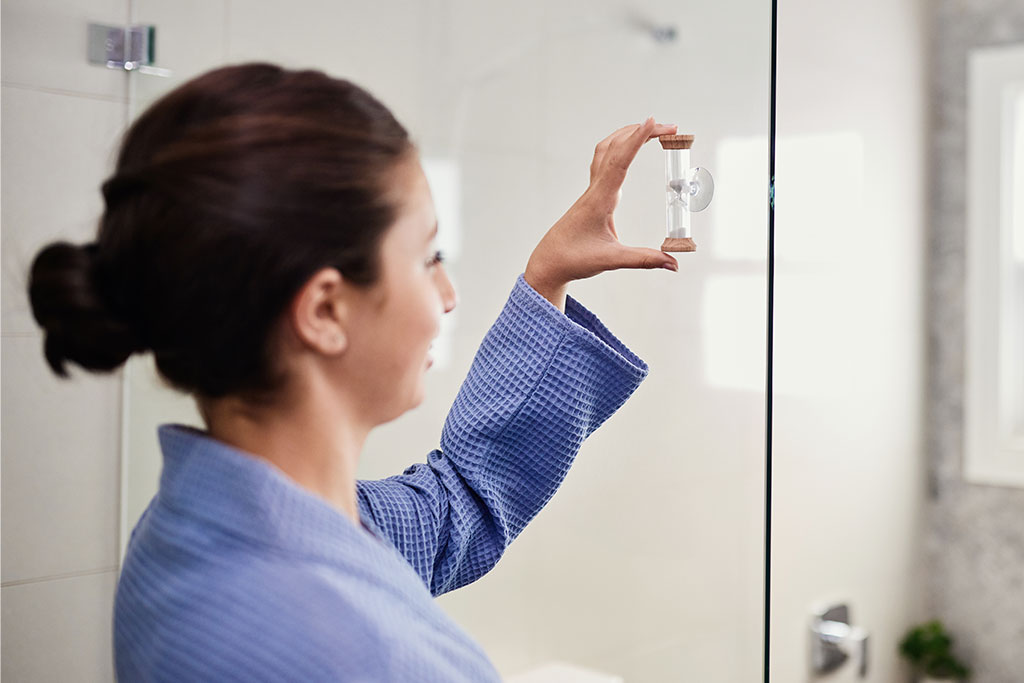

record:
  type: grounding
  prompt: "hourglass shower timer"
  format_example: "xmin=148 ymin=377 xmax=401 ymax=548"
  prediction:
xmin=659 ymin=134 xmax=714 ymax=252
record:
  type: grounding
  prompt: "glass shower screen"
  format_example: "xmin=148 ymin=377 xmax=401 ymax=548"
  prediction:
xmin=120 ymin=1 xmax=773 ymax=680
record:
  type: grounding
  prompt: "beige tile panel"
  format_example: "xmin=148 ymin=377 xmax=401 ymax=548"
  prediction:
xmin=412 ymin=0 xmax=545 ymax=158
xmin=1 ymin=570 xmax=117 ymax=682
xmin=539 ymin=0 xmax=770 ymax=162
xmin=1 ymin=335 xmax=121 ymax=583
xmin=1 ymin=86 xmax=126 ymax=337
xmin=224 ymin=0 xmax=424 ymax=133
xmin=129 ymin=0 xmax=228 ymax=120
xmin=1 ymin=0 xmax=129 ymax=99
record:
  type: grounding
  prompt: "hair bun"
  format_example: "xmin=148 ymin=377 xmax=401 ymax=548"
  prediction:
xmin=28 ymin=241 xmax=143 ymax=377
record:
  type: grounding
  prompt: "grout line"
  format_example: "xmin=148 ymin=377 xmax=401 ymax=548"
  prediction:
xmin=120 ymin=0 xmax=135 ymax=571
xmin=2 ymin=565 xmax=119 ymax=588
xmin=0 ymin=81 xmax=127 ymax=104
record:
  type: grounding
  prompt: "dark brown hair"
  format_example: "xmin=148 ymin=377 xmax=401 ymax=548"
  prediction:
xmin=28 ymin=62 xmax=413 ymax=400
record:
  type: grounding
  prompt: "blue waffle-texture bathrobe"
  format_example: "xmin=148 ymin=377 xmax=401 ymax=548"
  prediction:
xmin=114 ymin=274 xmax=648 ymax=681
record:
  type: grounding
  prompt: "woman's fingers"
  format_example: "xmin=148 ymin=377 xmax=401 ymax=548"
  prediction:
xmin=594 ymin=119 xmax=676 ymax=153
xmin=602 ymin=118 xmax=655 ymax=182
xmin=649 ymin=122 xmax=679 ymax=137
xmin=590 ymin=118 xmax=678 ymax=190
xmin=612 ymin=244 xmax=679 ymax=272
xmin=590 ymin=121 xmax=648 ymax=180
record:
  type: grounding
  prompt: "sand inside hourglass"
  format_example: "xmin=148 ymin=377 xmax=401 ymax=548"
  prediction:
xmin=668 ymin=178 xmax=691 ymax=208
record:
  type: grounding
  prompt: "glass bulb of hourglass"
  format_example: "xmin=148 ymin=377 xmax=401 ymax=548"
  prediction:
xmin=668 ymin=179 xmax=691 ymax=209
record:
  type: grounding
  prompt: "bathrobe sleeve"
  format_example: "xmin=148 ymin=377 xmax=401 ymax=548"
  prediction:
xmin=356 ymin=273 xmax=648 ymax=597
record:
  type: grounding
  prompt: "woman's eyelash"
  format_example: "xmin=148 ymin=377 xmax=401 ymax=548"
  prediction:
xmin=428 ymin=250 xmax=445 ymax=266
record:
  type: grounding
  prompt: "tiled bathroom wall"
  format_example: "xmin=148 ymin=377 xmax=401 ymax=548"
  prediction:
xmin=10 ymin=0 xmax=1001 ymax=681
xmin=1 ymin=0 xmax=130 ymax=680
xmin=927 ymin=2 xmax=1024 ymax=681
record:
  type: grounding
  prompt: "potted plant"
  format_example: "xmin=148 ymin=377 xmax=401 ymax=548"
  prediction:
xmin=898 ymin=620 xmax=971 ymax=682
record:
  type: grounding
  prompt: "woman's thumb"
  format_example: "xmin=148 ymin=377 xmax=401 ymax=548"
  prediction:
xmin=616 ymin=245 xmax=679 ymax=272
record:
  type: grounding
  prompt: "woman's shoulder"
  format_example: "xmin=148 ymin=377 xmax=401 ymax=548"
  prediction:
xmin=114 ymin=498 xmax=498 ymax=681
xmin=115 ymin=526 xmax=396 ymax=678
xmin=117 ymin=493 xmax=435 ymax=623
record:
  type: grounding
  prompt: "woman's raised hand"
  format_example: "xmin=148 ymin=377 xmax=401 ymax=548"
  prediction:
xmin=524 ymin=117 xmax=680 ymax=311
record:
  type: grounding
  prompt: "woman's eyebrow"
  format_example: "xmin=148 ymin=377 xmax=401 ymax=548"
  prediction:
xmin=426 ymin=222 xmax=438 ymax=243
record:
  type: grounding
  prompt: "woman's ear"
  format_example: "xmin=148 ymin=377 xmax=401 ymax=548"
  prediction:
xmin=288 ymin=267 xmax=351 ymax=355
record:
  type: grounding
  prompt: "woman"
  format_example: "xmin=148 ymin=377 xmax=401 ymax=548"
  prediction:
xmin=28 ymin=63 xmax=679 ymax=681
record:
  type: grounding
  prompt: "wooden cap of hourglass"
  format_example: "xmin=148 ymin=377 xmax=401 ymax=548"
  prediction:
xmin=662 ymin=237 xmax=696 ymax=252
xmin=658 ymin=134 xmax=694 ymax=150
xmin=658 ymin=134 xmax=697 ymax=251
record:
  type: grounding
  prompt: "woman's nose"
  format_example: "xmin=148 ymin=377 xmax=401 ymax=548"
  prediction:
xmin=438 ymin=266 xmax=457 ymax=313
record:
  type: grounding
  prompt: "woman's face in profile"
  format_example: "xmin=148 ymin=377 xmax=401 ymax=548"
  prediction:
xmin=342 ymin=155 xmax=457 ymax=425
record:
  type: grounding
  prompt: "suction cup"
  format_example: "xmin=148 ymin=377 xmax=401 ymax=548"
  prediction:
xmin=686 ymin=167 xmax=714 ymax=212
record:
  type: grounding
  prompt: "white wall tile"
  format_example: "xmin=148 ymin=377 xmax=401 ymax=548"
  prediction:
xmin=539 ymin=0 xmax=770 ymax=162
xmin=1 ymin=0 xmax=129 ymax=100
xmin=224 ymin=0 xmax=424 ymax=132
xmin=1 ymin=570 xmax=117 ymax=682
xmin=1 ymin=336 xmax=121 ymax=582
xmin=413 ymin=0 xmax=545 ymax=158
xmin=129 ymin=0 xmax=228 ymax=118
xmin=1 ymin=86 xmax=126 ymax=337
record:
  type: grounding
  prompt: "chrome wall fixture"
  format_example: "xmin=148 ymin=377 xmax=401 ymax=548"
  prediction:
xmin=810 ymin=603 xmax=869 ymax=678
xmin=87 ymin=23 xmax=171 ymax=77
